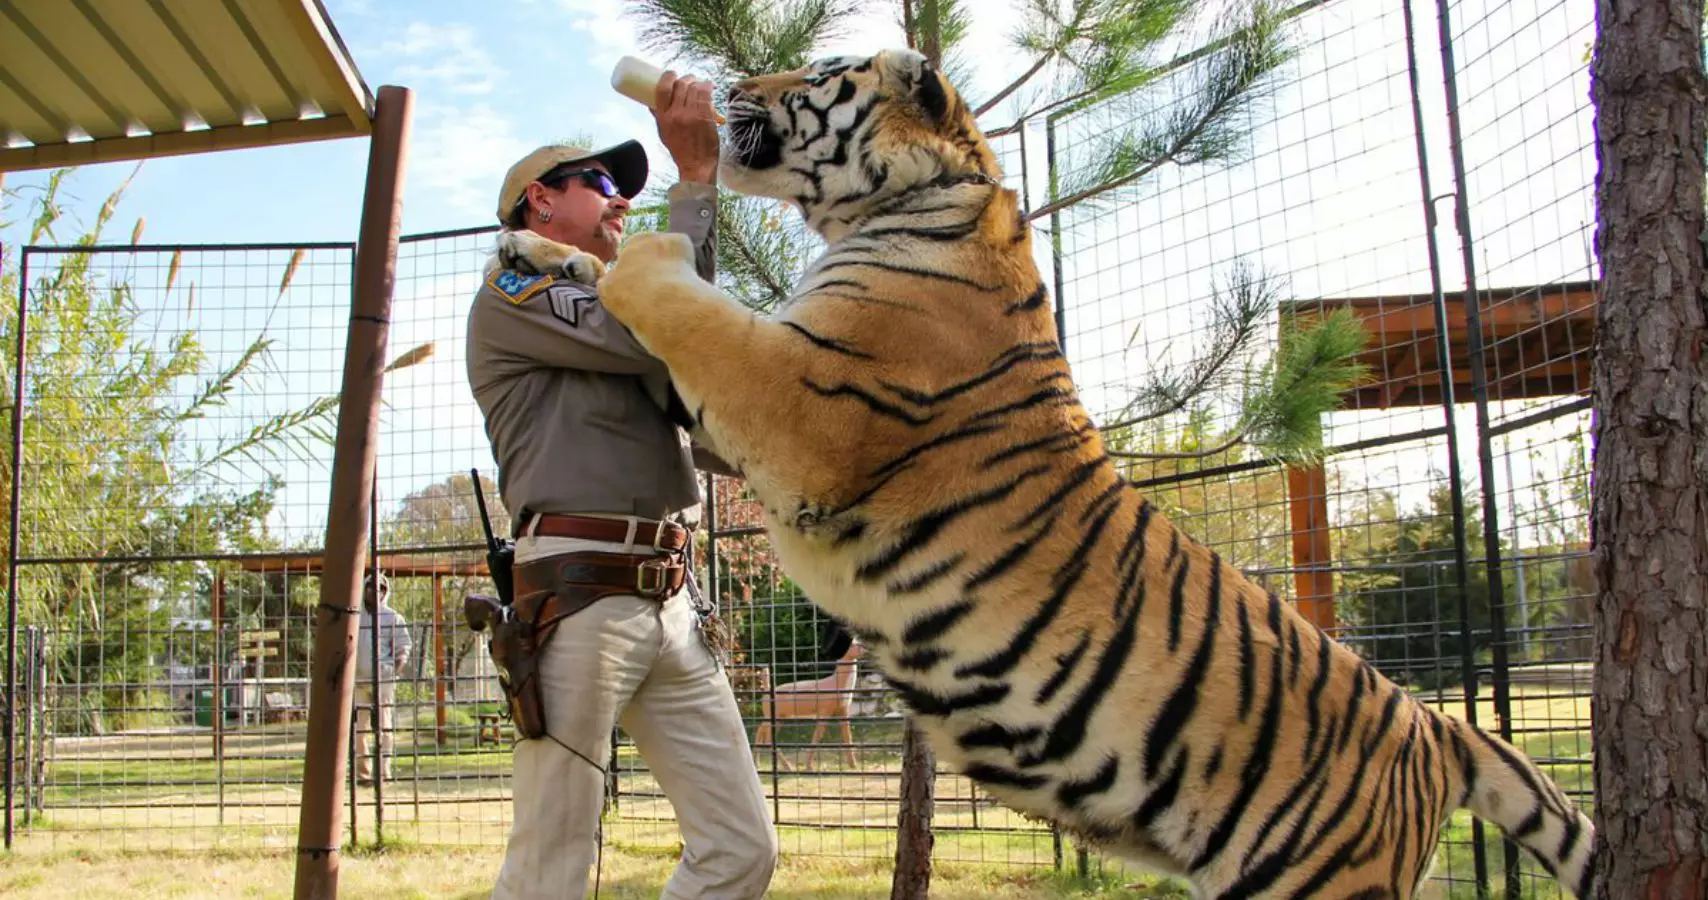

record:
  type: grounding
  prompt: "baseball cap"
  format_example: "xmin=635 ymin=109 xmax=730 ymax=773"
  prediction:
xmin=496 ymin=140 xmax=650 ymax=225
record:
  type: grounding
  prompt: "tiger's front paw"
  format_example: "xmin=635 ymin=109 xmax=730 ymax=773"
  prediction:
xmin=598 ymin=232 xmax=698 ymax=318
xmin=495 ymin=230 xmax=606 ymax=285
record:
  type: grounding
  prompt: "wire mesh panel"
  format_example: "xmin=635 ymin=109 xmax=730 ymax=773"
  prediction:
xmin=1036 ymin=0 xmax=1595 ymax=894
xmin=2 ymin=0 xmax=1599 ymax=890
xmin=6 ymin=241 xmax=355 ymax=850
xmin=1444 ymin=0 xmax=1598 ymax=895
xmin=355 ymin=225 xmax=515 ymax=849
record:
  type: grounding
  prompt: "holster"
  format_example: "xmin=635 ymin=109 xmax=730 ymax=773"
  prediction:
xmin=464 ymin=550 xmax=685 ymax=740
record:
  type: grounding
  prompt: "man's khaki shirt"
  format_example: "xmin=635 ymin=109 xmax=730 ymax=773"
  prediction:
xmin=466 ymin=181 xmax=726 ymax=528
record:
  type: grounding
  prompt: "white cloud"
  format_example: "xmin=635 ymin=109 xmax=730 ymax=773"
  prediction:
xmin=406 ymin=102 xmax=533 ymax=220
xmin=556 ymin=0 xmax=649 ymax=73
xmin=381 ymin=22 xmax=498 ymax=95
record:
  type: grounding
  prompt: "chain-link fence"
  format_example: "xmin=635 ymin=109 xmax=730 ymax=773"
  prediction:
xmin=4 ymin=0 xmax=1596 ymax=894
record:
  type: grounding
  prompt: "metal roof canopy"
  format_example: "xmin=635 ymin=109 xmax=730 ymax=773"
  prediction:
xmin=0 ymin=0 xmax=374 ymax=173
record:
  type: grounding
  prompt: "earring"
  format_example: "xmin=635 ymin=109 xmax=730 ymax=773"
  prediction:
xmin=538 ymin=208 xmax=552 ymax=223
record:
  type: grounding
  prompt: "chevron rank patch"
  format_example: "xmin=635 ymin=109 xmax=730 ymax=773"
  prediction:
xmin=487 ymin=269 xmax=555 ymax=305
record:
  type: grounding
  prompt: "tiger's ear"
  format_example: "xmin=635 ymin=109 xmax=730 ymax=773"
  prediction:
xmin=876 ymin=48 xmax=952 ymax=123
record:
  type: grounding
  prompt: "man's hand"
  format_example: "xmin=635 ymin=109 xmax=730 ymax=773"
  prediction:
xmin=653 ymin=71 xmax=720 ymax=186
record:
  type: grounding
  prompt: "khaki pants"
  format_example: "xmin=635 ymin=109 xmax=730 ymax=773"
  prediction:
xmin=354 ymin=681 xmax=395 ymax=783
xmin=492 ymin=531 xmax=776 ymax=900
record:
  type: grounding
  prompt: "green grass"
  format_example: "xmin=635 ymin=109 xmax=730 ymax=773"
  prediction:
xmin=0 ymin=843 xmax=1189 ymax=899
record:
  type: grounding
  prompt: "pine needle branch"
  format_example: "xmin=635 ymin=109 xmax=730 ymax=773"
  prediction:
xmin=1104 ymin=258 xmax=1275 ymax=431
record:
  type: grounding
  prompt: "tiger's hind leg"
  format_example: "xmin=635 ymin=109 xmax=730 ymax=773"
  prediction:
xmin=594 ymin=232 xmax=867 ymax=505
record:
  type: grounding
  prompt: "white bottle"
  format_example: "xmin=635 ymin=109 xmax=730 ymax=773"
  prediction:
xmin=611 ymin=55 xmax=724 ymax=123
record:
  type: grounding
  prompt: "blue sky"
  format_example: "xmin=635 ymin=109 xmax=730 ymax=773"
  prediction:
xmin=0 ymin=0 xmax=1028 ymax=247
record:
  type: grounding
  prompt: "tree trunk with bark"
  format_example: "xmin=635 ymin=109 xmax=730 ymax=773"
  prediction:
xmin=891 ymin=721 xmax=936 ymax=900
xmin=1588 ymin=2 xmax=1708 ymax=897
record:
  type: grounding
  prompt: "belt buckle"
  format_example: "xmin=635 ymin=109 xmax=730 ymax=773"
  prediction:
xmin=636 ymin=558 xmax=669 ymax=596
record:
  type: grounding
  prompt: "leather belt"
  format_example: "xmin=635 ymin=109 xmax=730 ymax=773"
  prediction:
xmin=511 ymin=550 xmax=688 ymax=640
xmin=518 ymin=512 xmax=689 ymax=552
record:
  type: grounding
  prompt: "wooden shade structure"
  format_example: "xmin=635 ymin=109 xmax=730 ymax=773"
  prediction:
xmin=1277 ymin=280 xmax=1598 ymax=629
xmin=0 ymin=0 xmax=372 ymax=172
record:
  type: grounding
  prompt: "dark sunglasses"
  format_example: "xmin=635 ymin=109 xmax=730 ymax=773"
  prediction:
xmin=539 ymin=165 xmax=621 ymax=199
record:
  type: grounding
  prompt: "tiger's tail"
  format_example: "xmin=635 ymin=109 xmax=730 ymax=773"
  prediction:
xmin=1449 ymin=716 xmax=1597 ymax=898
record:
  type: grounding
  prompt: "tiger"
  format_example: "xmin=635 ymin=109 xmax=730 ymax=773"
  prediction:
xmin=499 ymin=48 xmax=1598 ymax=899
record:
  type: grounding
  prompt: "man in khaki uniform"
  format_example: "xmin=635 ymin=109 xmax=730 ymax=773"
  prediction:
xmin=466 ymin=70 xmax=775 ymax=900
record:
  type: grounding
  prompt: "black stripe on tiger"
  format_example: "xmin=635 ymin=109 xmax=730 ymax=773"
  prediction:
xmin=958 ymin=722 xmax=1041 ymax=751
xmin=955 ymin=493 xmax=1119 ymax=680
xmin=811 ymin=289 xmax=929 ymax=313
xmin=902 ymin=600 xmax=974 ymax=645
xmin=966 ymin=385 xmax=1078 ymax=427
xmin=1336 ymin=660 xmax=1371 ymax=756
xmin=1056 ymin=757 xmax=1119 ymax=810
xmin=1167 ymin=551 xmax=1194 ymax=652
xmin=1014 ymin=455 xmax=1111 ymax=531
xmin=893 ymin=645 xmax=950 ymax=671
xmin=879 ymin=342 xmax=1062 ymax=408
xmin=860 ymin=217 xmax=984 ymax=242
xmin=980 ymin=423 xmax=1096 ymax=470
xmin=965 ymin=509 xmax=1061 ymax=591
xmin=815 ymin=257 xmax=1006 ymax=292
xmin=873 ymin=423 xmax=1005 ymax=481
xmin=1303 ymin=630 xmax=1334 ymax=763
xmin=1005 ymin=284 xmax=1048 ymax=315
xmin=1288 ymin=620 xmax=1304 ymax=689
xmin=856 ymin=464 xmax=1049 ymax=581
xmin=1143 ymin=547 xmax=1223 ymax=782
xmin=886 ymin=677 xmax=1008 ymax=718
xmin=802 ymin=378 xmax=935 ymax=426
xmin=1035 ymin=629 xmax=1092 ymax=704
xmin=1190 ymin=574 xmax=1286 ymax=872
xmin=889 ymin=552 xmax=966 ymax=594
xmin=854 ymin=423 xmax=1006 ymax=514
xmin=1111 ymin=501 xmax=1154 ymax=621
xmin=1023 ymin=585 xmax=1143 ymax=766
xmin=1133 ymin=747 xmax=1188 ymax=831
xmin=1231 ymin=741 xmax=1340 ymax=898
xmin=782 ymin=321 xmax=874 ymax=359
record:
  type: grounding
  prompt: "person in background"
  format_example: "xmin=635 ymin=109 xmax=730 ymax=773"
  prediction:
xmin=355 ymin=571 xmax=411 ymax=786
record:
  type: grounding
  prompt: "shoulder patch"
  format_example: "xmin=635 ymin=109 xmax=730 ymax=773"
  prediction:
xmin=487 ymin=269 xmax=555 ymax=305
xmin=546 ymin=284 xmax=596 ymax=328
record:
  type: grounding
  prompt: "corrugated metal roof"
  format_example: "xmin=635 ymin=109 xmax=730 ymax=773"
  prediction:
xmin=0 ymin=0 xmax=374 ymax=172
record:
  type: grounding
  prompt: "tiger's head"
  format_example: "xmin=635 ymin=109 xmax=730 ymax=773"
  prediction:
xmin=721 ymin=49 xmax=1002 ymax=239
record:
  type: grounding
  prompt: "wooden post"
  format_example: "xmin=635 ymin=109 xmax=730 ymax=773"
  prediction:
xmin=292 ymin=84 xmax=411 ymax=900
xmin=433 ymin=573 xmax=445 ymax=746
xmin=890 ymin=721 xmax=935 ymax=900
xmin=1285 ymin=463 xmax=1336 ymax=631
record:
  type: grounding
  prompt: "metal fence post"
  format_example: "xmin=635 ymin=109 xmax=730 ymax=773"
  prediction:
xmin=4 ymin=246 xmax=29 ymax=851
xmin=369 ymin=480 xmax=383 ymax=846
xmin=1430 ymin=0 xmax=1523 ymax=894
xmin=1400 ymin=0 xmax=1489 ymax=891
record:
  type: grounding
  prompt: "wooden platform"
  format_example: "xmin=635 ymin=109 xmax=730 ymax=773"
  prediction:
xmin=1276 ymin=280 xmax=1598 ymax=628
